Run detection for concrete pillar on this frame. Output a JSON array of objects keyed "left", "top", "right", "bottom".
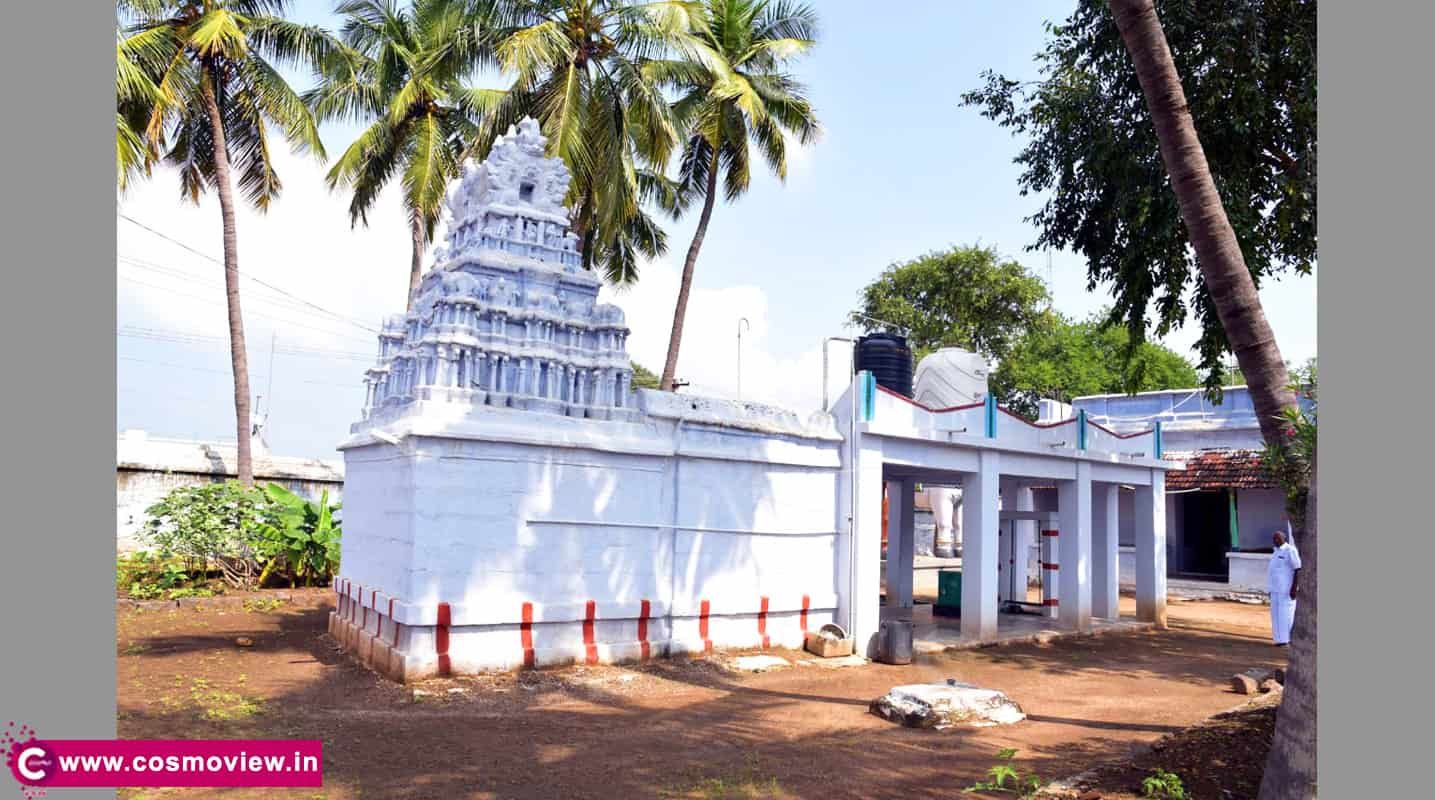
[
  {"left": 1058, "top": 462, "right": 1093, "bottom": 631},
  {"left": 1093, "top": 483, "right": 1121, "bottom": 620},
  {"left": 960, "top": 451, "right": 1000, "bottom": 642},
  {"left": 997, "top": 482, "right": 1016, "bottom": 603},
  {"left": 1135, "top": 470, "right": 1168, "bottom": 628},
  {"left": 1040, "top": 521, "right": 1057, "bottom": 619},
  {"left": 885, "top": 478, "right": 916, "bottom": 610},
  {"left": 1014, "top": 486, "right": 1034, "bottom": 602},
  {"left": 846, "top": 439, "right": 886, "bottom": 659}
]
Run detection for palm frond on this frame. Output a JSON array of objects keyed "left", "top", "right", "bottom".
[{"left": 240, "top": 55, "right": 326, "bottom": 159}]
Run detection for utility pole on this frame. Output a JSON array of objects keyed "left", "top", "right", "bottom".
[{"left": 737, "top": 317, "right": 750, "bottom": 401}]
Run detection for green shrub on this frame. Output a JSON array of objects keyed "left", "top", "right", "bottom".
[{"left": 142, "top": 481, "right": 272, "bottom": 580}]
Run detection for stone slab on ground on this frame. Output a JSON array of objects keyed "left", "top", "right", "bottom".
[
  {"left": 810, "top": 654, "right": 867, "bottom": 669},
  {"left": 729, "top": 655, "right": 790, "bottom": 673},
  {"left": 870, "top": 682, "right": 1026, "bottom": 729}
]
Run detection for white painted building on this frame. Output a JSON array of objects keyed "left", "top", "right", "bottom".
[
  {"left": 328, "top": 118, "right": 1176, "bottom": 680},
  {"left": 1066, "top": 386, "right": 1310, "bottom": 593}
]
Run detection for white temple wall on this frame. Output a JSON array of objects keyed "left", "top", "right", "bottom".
[{"left": 334, "top": 415, "right": 842, "bottom": 680}]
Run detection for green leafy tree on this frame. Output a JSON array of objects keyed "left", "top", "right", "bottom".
[
  {"left": 991, "top": 311, "right": 1199, "bottom": 419},
  {"left": 650, "top": 0, "right": 821, "bottom": 391},
  {"left": 850, "top": 244, "right": 1050, "bottom": 364},
  {"left": 117, "top": 0, "right": 338, "bottom": 485},
  {"left": 463, "top": 0, "right": 697, "bottom": 284},
  {"left": 308, "top": 0, "right": 492, "bottom": 309},
  {"left": 631, "top": 362, "right": 661, "bottom": 390},
  {"left": 960, "top": 0, "right": 1314, "bottom": 397}
]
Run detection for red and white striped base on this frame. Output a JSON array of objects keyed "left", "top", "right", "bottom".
[{"left": 328, "top": 578, "right": 836, "bottom": 683}]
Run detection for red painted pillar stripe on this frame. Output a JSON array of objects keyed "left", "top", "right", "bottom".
[
  {"left": 758, "top": 596, "right": 770, "bottom": 648},
  {"left": 355, "top": 584, "right": 363, "bottom": 625},
  {"left": 435, "top": 602, "right": 452, "bottom": 676},
  {"left": 389, "top": 598, "right": 400, "bottom": 647},
  {"left": 800, "top": 595, "right": 810, "bottom": 633},
  {"left": 637, "top": 600, "right": 651, "bottom": 661},
  {"left": 583, "top": 600, "right": 598, "bottom": 665},
  {"left": 1044, "top": 598, "right": 1060, "bottom": 607},
  {"left": 520, "top": 602, "right": 535, "bottom": 668},
  {"left": 699, "top": 599, "right": 712, "bottom": 653},
  {"left": 1041, "top": 561, "right": 1060, "bottom": 571},
  {"left": 1041, "top": 530, "right": 1059, "bottom": 537}
]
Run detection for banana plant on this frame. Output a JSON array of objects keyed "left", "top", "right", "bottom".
[{"left": 258, "top": 484, "right": 342, "bottom": 587}]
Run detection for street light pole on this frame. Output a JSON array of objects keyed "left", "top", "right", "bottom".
[{"left": 737, "top": 317, "right": 750, "bottom": 400}]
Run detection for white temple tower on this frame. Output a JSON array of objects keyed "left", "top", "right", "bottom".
[{"left": 332, "top": 119, "right": 844, "bottom": 681}]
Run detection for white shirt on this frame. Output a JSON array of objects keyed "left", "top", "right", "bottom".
[{"left": 1267, "top": 541, "right": 1303, "bottom": 594}]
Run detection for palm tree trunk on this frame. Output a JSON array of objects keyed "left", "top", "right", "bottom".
[
  {"left": 660, "top": 152, "right": 720, "bottom": 392},
  {"left": 573, "top": 189, "right": 596, "bottom": 271},
  {"left": 1107, "top": 3, "right": 1311, "bottom": 797},
  {"left": 1108, "top": 0, "right": 1297, "bottom": 445},
  {"left": 201, "top": 67, "right": 254, "bottom": 487},
  {"left": 1260, "top": 454, "right": 1317, "bottom": 800},
  {"left": 406, "top": 216, "right": 425, "bottom": 311}
]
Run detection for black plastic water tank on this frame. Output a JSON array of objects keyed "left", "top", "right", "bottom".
[{"left": 855, "top": 333, "right": 914, "bottom": 397}]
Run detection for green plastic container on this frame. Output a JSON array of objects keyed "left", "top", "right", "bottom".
[{"left": 935, "top": 569, "right": 962, "bottom": 617}]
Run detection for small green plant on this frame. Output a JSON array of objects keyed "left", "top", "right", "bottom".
[
  {"left": 965, "top": 749, "right": 1044, "bottom": 797},
  {"left": 127, "top": 581, "right": 164, "bottom": 600},
  {"left": 167, "top": 587, "right": 215, "bottom": 600},
  {"left": 255, "top": 484, "right": 342, "bottom": 587},
  {"left": 120, "top": 550, "right": 206, "bottom": 599},
  {"left": 1141, "top": 769, "right": 1187, "bottom": 799},
  {"left": 243, "top": 597, "right": 286, "bottom": 613}
]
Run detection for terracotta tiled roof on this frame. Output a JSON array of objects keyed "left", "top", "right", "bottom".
[{"left": 1164, "top": 448, "right": 1278, "bottom": 491}]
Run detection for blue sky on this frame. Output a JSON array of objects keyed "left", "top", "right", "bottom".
[{"left": 116, "top": 0, "right": 1317, "bottom": 461}]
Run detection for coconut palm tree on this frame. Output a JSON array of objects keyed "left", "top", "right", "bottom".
[
  {"left": 308, "top": 0, "right": 494, "bottom": 309},
  {"left": 1105, "top": 2, "right": 1310, "bottom": 797},
  {"left": 647, "top": 0, "right": 819, "bottom": 391},
  {"left": 118, "top": 3, "right": 166, "bottom": 191},
  {"left": 117, "top": 0, "right": 337, "bottom": 486},
  {"left": 459, "top": 0, "right": 696, "bottom": 284}
]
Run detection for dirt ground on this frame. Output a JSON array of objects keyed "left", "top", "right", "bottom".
[{"left": 116, "top": 593, "right": 1285, "bottom": 799}]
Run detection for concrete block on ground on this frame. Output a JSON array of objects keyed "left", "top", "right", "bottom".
[
  {"left": 870, "top": 682, "right": 1026, "bottom": 729},
  {"left": 804, "top": 631, "right": 855, "bottom": 659}
]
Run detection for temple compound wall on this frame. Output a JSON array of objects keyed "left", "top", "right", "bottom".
[{"left": 333, "top": 392, "right": 842, "bottom": 681}]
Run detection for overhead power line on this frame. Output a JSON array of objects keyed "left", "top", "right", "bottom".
[
  {"left": 118, "top": 213, "right": 381, "bottom": 334},
  {"left": 118, "top": 325, "right": 375, "bottom": 361}
]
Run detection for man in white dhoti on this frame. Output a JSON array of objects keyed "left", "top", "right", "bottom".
[{"left": 1268, "top": 530, "right": 1302, "bottom": 646}]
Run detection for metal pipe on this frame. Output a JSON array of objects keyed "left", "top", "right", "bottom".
[{"left": 822, "top": 336, "right": 854, "bottom": 411}]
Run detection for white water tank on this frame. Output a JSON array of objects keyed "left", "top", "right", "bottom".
[{"left": 913, "top": 348, "right": 990, "bottom": 409}]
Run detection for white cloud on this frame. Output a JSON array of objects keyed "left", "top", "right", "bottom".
[{"left": 601, "top": 258, "right": 838, "bottom": 415}]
